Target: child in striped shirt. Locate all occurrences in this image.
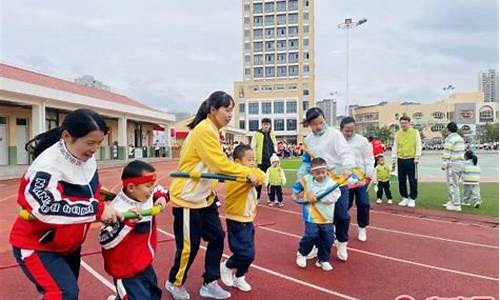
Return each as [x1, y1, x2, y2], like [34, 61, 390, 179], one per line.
[462, 150, 481, 208]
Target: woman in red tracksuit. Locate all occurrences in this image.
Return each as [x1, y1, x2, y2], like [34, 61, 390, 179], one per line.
[9, 109, 122, 300]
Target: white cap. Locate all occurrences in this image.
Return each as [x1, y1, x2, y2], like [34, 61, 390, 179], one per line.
[270, 153, 280, 163]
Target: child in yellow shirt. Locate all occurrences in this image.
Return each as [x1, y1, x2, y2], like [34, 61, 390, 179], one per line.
[265, 153, 287, 207]
[220, 144, 266, 292]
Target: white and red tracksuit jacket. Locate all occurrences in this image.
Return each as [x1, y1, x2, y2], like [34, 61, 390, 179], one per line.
[10, 140, 105, 254]
[100, 186, 166, 279]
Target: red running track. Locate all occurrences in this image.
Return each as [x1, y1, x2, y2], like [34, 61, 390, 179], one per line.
[0, 161, 498, 299]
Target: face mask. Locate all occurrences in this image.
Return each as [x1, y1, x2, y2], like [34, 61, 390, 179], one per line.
[313, 124, 327, 136]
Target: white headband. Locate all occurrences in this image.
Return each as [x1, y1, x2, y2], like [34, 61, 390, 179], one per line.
[311, 165, 327, 171]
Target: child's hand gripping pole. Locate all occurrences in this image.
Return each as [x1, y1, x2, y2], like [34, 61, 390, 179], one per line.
[170, 171, 250, 182]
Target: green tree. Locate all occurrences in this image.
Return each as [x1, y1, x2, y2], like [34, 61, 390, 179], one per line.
[477, 123, 499, 143]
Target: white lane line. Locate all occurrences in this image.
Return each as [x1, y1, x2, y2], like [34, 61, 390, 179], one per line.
[259, 226, 499, 282]
[80, 260, 115, 291]
[258, 204, 499, 249]
[157, 228, 359, 300]
[0, 194, 17, 203]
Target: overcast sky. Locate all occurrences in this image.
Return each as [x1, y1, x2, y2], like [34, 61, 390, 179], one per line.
[2, 0, 498, 114]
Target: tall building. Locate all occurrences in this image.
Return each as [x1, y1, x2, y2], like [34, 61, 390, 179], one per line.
[478, 69, 498, 102]
[234, 0, 315, 144]
[317, 98, 336, 126]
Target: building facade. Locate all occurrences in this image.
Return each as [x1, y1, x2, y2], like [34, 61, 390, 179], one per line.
[234, 0, 315, 144]
[353, 92, 498, 144]
[0, 63, 175, 168]
[317, 98, 336, 126]
[478, 69, 498, 103]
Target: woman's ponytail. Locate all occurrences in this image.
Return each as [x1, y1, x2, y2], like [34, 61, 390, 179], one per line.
[26, 127, 64, 159]
[187, 91, 235, 130]
[187, 100, 209, 130]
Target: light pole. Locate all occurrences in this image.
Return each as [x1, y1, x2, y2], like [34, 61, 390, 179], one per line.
[443, 84, 455, 121]
[338, 18, 367, 116]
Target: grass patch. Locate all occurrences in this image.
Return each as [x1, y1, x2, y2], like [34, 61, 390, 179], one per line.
[282, 168, 498, 217]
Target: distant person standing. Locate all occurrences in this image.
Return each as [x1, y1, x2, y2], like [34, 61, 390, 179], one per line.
[441, 122, 465, 211]
[368, 136, 384, 159]
[391, 115, 422, 208]
[154, 140, 161, 157]
[251, 118, 277, 200]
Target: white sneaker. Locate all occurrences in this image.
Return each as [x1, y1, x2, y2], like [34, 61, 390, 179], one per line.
[443, 201, 451, 207]
[461, 202, 471, 207]
[407, 199, 416, 208]
[165, 281, 191, 300]
[387, 199, 393, 204]
[219, 260, 234, 287]
[445, 204, 462, 212]
[233, 276, 251, 292]
[335, 240, 348, 261]
[315, 260, 333, 271]
[376, 199, 382, 204]
[306, 246, 318, 259]
[398, 198, 409, 206]
[199, 281, 231, 299]
[358, 227, 367, 242]
[473, 201, 481, 208]
[296, 252, 307, 268]
[106, 296, 117, 300]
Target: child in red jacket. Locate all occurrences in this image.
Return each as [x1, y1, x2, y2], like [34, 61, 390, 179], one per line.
[100, 160, 168, 300]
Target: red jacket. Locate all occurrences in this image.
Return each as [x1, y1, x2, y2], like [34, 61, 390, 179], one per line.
[10, 140, 105, 254]
[100, 187, 166, 279]
[371, 139, 384, 157]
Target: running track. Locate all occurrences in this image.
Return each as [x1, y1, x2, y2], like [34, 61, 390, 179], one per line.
[0, 161, 498, 300]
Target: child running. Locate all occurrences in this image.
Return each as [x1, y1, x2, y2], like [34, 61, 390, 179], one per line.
[265, 153, 287, 207]
[462, 150, 482, 208]
[100, 160, 168, 300]
[374, 156, 393, 204]
[220, 144, 266, 292]
[293, 157, 340, 271]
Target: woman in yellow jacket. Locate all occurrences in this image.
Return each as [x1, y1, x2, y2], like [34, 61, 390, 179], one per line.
[166, 91, 258, 300]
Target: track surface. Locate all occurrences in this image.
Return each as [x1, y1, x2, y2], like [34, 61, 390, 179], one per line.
[0, 161, 498, 300]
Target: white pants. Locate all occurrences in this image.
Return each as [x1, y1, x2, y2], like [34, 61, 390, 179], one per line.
[446, 163, 462, 206]
[463, 184, 481, 205]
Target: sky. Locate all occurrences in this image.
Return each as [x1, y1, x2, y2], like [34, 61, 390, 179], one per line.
[2, 0, 498, 114]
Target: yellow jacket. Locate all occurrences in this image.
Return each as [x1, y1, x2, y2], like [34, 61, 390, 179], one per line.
[224, 167, 266, 222]
[170, 118, 255, 208]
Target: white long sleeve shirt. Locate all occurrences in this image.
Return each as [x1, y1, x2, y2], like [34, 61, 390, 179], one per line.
[346, 134, 375, 178]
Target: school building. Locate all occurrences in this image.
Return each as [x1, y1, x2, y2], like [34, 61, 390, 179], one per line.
[0, 63, 175, 169]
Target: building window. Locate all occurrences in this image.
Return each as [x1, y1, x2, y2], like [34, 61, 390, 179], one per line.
[274, 101, 285, 114]
[303, 100, 309, 111]
[289, 39, 298, 50]
[479, 105, 494, 122]
[244, 17, 250, 26]
[412, 112, 423, 119]
[277, 27, 286, 38]
[248, 102, 259, 115]
[304, 65, 310, 74]
[253, 3, 263, 14]
[249, 120, 259, 131]
[254, 54, 263, 65]
[264, 2, 274, 13]
[239, 103, 245, 113]
[277, 66, 287, 77]
[277, 14, 286, 25]
[304, 52, 309, 60]
[288, 52, 298, 63]
[275, 84, 285, 90]
[265, 15, 274, 26]
[46, 110, 58, 130]
[276, 1, 286, 12]
[265, 41, 275, 51]
[254, 67, 263, 78]
[288, 0, 298, 11]
[277, 40, 287, 51]
[288, 26, 298, 37]
[253, 16, 263, 26]
[239, 120, 246, 130]
[254, 42, 263, 52]
[265, 54, 275, 63]
[303, 12, 309, 22]
[304, 25, 309, 34]
[253, 29, 263, 39]
[244, 68, 251, 79]
[288, 13, 298, 24]
[304, 38, 309, 49]
[265, 67, 275, 77]
[303, 89, 309, 96]
[289, 65, 298, 76]
[431, 124, 445, 132]
[265, 28, 274, 38]
[262, 102, 272, 114]
[432, 111, 445, 119]
[286, 101, 297, 113]
[287, 119, 297, 131]
[289, 84, 297, 90]
[274, 119, 285, 131]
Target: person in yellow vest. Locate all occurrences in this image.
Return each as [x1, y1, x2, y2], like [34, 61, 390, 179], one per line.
[251, 118, 277, 200]
[462, 150, 482, 208]
[165, 91, 260, 300]
[391, 115, 422, 207]
[374, 156, 393, 204]
[264, 153, 287, 207]
[220, 144, 266, 292]
[441, 122, 465, 211]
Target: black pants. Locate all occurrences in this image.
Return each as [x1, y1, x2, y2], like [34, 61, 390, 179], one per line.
[376, 181, 392, 200]
[256, 162, 271, 200]
[168, 199, 225, 286]
[348, 185, 370, 228]
[269, 185, 283, 203]
[397, 158, 418, 200]
[113, 265, 162, 300]
[225, 220, 255, 277]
